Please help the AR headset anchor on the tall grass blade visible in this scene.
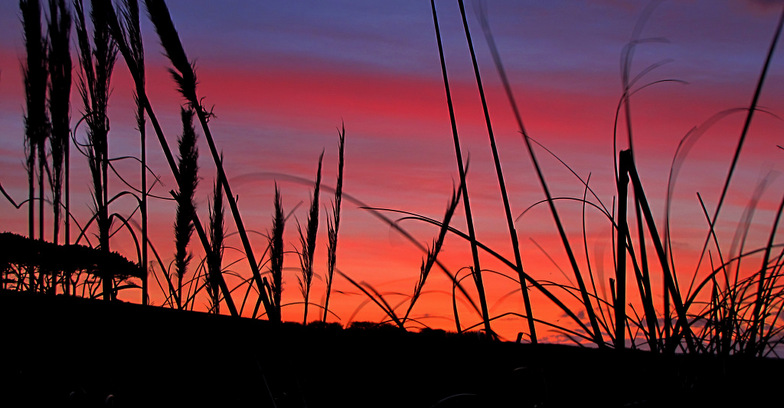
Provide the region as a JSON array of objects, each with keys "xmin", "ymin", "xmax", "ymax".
[
  {"xmin": 692, "ymin": 7, "xmax": 784, "ymax": 290},
  {"xmin": 118, "ymin": 0, "xmax": 148, "ymax": 305},
  {"xmin": 476, "ymin": 4, "xmax": 603, "ymax": 345},
  {"xmin": 615, "ymin": 150, "xmax": 631, "ymax": 349},
  {"xmin": 457, "ymin": 0, "xmax": 536, "ymax": 342},
  {"xmin": 431, "ymin": 0, "xmax": 492, "ymax": 336}
]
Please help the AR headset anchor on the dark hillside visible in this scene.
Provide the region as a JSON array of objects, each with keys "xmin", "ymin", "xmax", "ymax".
[{"xmin": 1, "ymin": 290, "xmax": 782, "ymax": 407}]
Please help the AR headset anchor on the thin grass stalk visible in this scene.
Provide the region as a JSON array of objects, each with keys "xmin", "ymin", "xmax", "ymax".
[
  {"xmin": 430, "ymin": 0, "xmax": 492, "ymax": 336},
  {"xmin": 174, "ymin": 107, "xmax": 198, "ymax": 309},
  {"xmin": 119, "ymin": 0, "xmax": 147, "ymax": 305},
  {"xmin": 144, "ymin": 0, "xmax": 275, "ymax": 318},
  {"xmin": 298, "ymin": 151, "xmax": 322, "ymax": 324},
  {"xmin": 476, "ymin": 6, "xmax": 603, "ymax": 344},
  {"xmin": 457, "ymin": 0, "xmax": 536, "ymax": 342},
  {"xmin": 323, "ymin": 126, "xmax": 344, "ymax": 322},
  {"xmin": 692, "ymin": 7, "xmax": 784, "ymax": 290},
  {"xmin": 102, "ymin": 1, "xmax": 239, "ymax": 315}
]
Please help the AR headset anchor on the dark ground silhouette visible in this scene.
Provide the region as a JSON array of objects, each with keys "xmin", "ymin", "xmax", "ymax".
[{"xmin": 1, "ymin": 290, "xmax": 783, "ymax": 407}]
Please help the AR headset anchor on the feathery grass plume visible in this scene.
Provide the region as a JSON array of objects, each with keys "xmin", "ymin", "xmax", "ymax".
[
  {"xmin": 20, "ymin": 0, "xmax": 49, "ymax": 291},
  {"xmin": 476, "ymin": 3, "xmax": 603, "ymax": 345},
  {"xmin": 403, "ymin": 184, "xmax": 461, "ymax": 324},
  {"xmin": 47, "ymin": 0, "xmax": 70, "ymax": 250},
  {"xmin": 173, "ymin": 107, "xmax": 198, "ymax": 309},
  {"xmin": 457, "ymin": 0, "xmax": 536, "ymax": 342},
  {"xmin": 102, "ymin": 1, "xmax": 238, "ymax": 316},
  {"xmin": 268, "ymin": 185, "xmax": 284, "ymax": 323},
  {"xmin": 118, "ymin": 0, "xmax": 147, "ymax": 304},
  {"xmin": 206, "ymin": 175, "xmax": 224, "ymax": 314},
  {"xmin": 298, "ymin": 151, "xmax": 323, "ymax": 324},
  {"xmin": 19, "ymin": 0, "xmax": 49, "ymax": 249},
  {"xmin": 74, "ymin": 0, "xmax": 117, "ymax": 300},
  {"xmin": 430, "ymin": 0, "xmax": 493, "ymax": 337},
  {"xmin": 322, "ymin": 125, "xmax": 344, "ymax": 322},
  {"xmin": 144, "ymin": 0, "xmax": 274, "ymax": 318}
]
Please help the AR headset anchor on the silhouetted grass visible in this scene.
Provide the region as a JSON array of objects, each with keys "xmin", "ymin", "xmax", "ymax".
[
  {"xmin": 5, "ymin": 0, "xmax": 784, "ymax": 366},
  {"xmin": 322, "ymin": 125, "xmax": 344, "ymax": 322},
  {"xmin": 298, "ymin": 151, "xmax": 322, "ymax": 324}
]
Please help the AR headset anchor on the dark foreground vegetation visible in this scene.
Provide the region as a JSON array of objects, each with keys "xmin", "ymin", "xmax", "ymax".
[{"xmin": 2, "ymin": 290, "xmax": 782, "ymax": 408}]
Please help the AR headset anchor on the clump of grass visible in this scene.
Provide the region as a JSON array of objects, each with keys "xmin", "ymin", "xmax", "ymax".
[{"xmin": 145, "ymin": 0, "xmax": 274, "ymax": 318}]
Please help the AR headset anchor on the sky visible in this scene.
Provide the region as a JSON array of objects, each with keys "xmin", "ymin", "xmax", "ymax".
[{"xmin": 2, "ymin": 0, "xmax": 784, "ymax": 343}]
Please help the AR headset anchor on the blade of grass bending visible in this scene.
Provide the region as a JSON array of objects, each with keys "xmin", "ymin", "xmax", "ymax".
[
  {"xmin": 431, "ymin": 0, "xmax": 493, "ymax": 336},
  {"xmin": 337, "ymin": 268, "xmax": 402, "ymax": 328},
  {"xmin": 144, "ymin": 0, "xmax": 274, "ymax": 319},
  {"xmin": 457, "ymin": 0, "xmax": 536, "ymax": 343},
  {"xmin": 693, "ymin": 7, "xmax": 784, "ymax": 289},
  {"xmin": 476, "ymin": 6, "xmax": 603, "ymax": 345},
  {"xmin": 403, "ymin": 184, "xmax": 461, "ymax": 324},
  {"xmin": 103, "ymin": 1, "xmax": 238, "ymax": 316},
  {"xmin": 373, "ymin": 206, "xmax": 594, "ymax": 338}
]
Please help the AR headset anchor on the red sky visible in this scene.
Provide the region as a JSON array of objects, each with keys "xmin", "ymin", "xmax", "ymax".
[{"xmin": 2, "ymin": 0, "xmax": 784, "ymax": 342}]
